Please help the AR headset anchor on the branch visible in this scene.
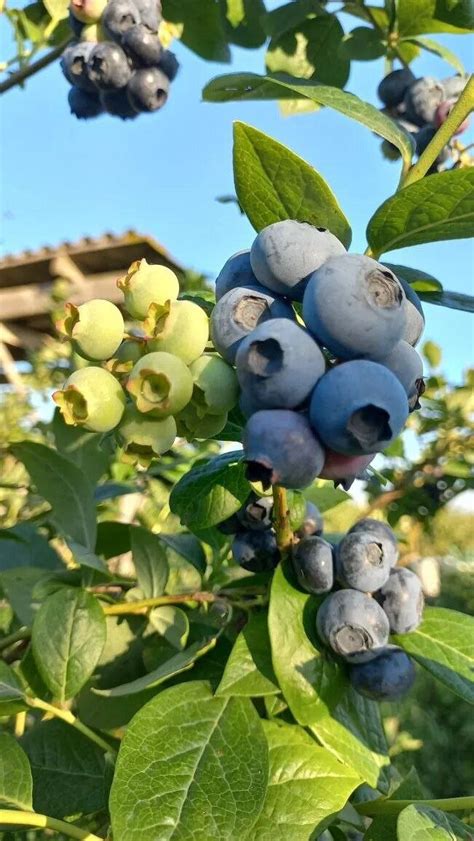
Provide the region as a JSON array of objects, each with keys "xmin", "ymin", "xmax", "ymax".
[
  {"xmin": 0, "ymin": 626, "xmax": 31, "ymax": 653},
  {"xmin": 102, "ymin": 591, "xmax": 217, "ymax": 616},
  {"xmin": 0, "ymin": 810, "xmax": 103, "ymax": 840},
  {"xmin": 355, "ymin": 795, "xmax": 474, "ymax": 816},
  {"xmin": 0, "ymin": 40, "xmax": 71, "ymax": 95}
]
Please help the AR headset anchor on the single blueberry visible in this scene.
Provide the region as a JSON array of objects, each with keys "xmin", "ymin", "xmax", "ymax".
[
  {"xmin": 215, "ymin": 251, "xmax": 258, "ymax": 301},
  {"xmin": 237, "ymin": 493, "xmax": 273, "ymax": 531},
  {"xmin": 134, "ymin": 0, "xmax": 161, "ymax": 30},
  {"xmin": 302, "ymin": 254, "xmax": 406, "ymax": 360},
  {"xmin": 309, "ymin": 360, "xmax": 409, "ymax": 456},
  {"xmin": 210, "ymin": 285, "xmax": 295, "ymax": 365},
  {"xmin": 158, "ymin": 50, "xmax": 180, "ymax": 82},
  {"xmin": 397, "ymin": 277, "xmax": 425, "ymax": 347},
  {"xmin": 68, "ymin": 87, "xmax": 104, "ymax": 118},
  {"xmin": 316, "ymin": 589, "xmax": 390, "ymax": 663},
  {"xmin": 87, "ymin": 42, "xmax": 132, "ymax": 90},
  {"xmin": 244, "ymin": 410, "xmax": 326, "ymax": 490},
  {"xmin": 217, "ymin": 511, "xmax": 246, "ymax": 536},
  {"xmin": 403, "ymin": 76, "xmax": 445, "ymax": 127},
  {"xmin": 336, "ymin": 532, "xmax": 392, "ymax": 593},
  {"xmin": 373, "ymin": 340, "xmax": 424, "ymax": 412},
  {"xmin": 349, "ymin": 518, "xmax": 398, "ymax": 567},
  {"xmin": 61, "ymin": 41, "xmax": 96, "ymax": 92},
  {"xmin": 232, "ymin": 529, "xmax": 280, "ymax": 573},
  {"xmin": 101, "ymin": 88, "xmax": 138, "ymax": 118},
  {"xmin": 377, "ymin": 68, "xmax": 415, "ymax": 107},
  {"xmin": 296, "ymin": 501, "xmax": 323, "ymax": 538},
  {"xmin": 349, "ymin": 646, "xmax": 416, "ymax": 700},
  {"xmin": 127, "ymin": 67, "xmax": 169, "ymax": 111},
  {"xmin": 235, "ymin": 319, "xmax": 326, "ymax": 411},
  {"xmin": 122, "ymin": 23, "xmax": 162, "ymax": 66},
  {"xmin": 293, "ymin": 536, "xmax": 334, "ymax": 594},
  {"xmin": 377, "ymin": 567, "xmax": 424, "ymax": 634},
  {"xmin": 250, "ymin": 220, "xmax": 346, "ymax": 301},
  {"xmin": 102, "ymin": 0, "xmax": 141, "ymax": 40}
]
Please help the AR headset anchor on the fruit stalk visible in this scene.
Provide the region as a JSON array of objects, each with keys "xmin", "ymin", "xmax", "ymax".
[
  {"xmin": 272, "ymin": 485, "xmax": 293, "ymax": 554},
  {"xmin": 402, "ymin": 74, "xmax": 474, "ymax": 187},
  {"xmin": 0, "ymin": 810, "xmax": 102, "ymax": 841},
  {"xmin": 355, "ymin": 795, "xmax": 474, "ymax": 816}
]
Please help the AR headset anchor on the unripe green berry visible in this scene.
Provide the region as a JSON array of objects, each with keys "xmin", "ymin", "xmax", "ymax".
[
  {"xmin": 127, "ymin": 351, "xmax": 193, "ymax": 417},
  {"xmin": 70, "ymin": 0, "xmax": 107, "ymax": 23},
  {"xmin": 145, "ymin": 300, "xmax": 209, "ymax": 364},
  {"xmin": 117, "ymin": 404, "xmax": 177, "ymax": 464},
  {"xmin": 53, "ymin": 367, "xmax": 126, "ymax": 432},
  {"xmin": 117, "ymin": 259, "xmax": 180, "ymax": 320},
  {"xmin": 176, "ymin": 401, "xmax": 228, "ymax": 441},
  {"xmin": 57, "ymin": 299, "xmax": 124, "ymax": 361},
  {"xmin": 82, "ymin": 21, "xmax": 106, "ymax": 40},
  {"xmin": 108, "ymin": 338, "xmax": 147, "ymax": 374},
  {"xmin": 189, "ymin": 354, "xmax": 239, "ymax": 414}
]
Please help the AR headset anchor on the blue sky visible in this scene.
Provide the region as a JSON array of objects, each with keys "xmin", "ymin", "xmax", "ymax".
[{"xmin": 1, "ymin": 12, "xmax": 473, "ymax": 383}]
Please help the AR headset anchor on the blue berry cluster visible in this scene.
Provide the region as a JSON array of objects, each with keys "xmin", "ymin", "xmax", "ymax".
[
  {"xmin": 211, "ymin": 220, "xmax": 426, "ymax": 493},
  {"xmin": 295, "ymin": 517, "xmax": 424, "ymax": 701},
  {"xmin": 378, "ymin": 69, "xmax": 470, "ymax": 171},
  {"xmin": 61, "ymin": 0, "xmax": 178, "ymax": 119}
]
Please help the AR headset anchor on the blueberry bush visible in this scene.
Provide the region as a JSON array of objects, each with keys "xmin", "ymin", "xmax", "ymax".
[{"xmin": 1, "ymin": 1, "xmax": 474, "ymax": 840}]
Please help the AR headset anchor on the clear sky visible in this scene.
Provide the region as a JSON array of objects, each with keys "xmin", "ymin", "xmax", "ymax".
[{"xmin": 1, "ymin": 12, "xmax": 473, "ymax": 383}]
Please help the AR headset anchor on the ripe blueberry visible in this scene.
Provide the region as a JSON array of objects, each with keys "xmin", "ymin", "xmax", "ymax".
[
  {"xmin": 56, "ymin": 299, "xmax": 124, "ymax": 361},
  {"xmin": 127, "ymin": 68, "xmax": 169, "ymax": 112},
  {"xmin": 145, "ymin": 300, "xmax": 209, "ymax": 364},
  {"xmin": 374, "ymin": 340, "xmax": 424, "ymax": 411},
  {"xmin": 127, "ymin": 351, "xmax": 193, "ymax": 417},
  {"xmin": 61, "ymin": 42, "xmax": 96, "ymax": 92},
  {"xmin": 349, "ymin": 518, "xmax": 398, "ymax": 565},
  {"xmin": 316, "ymin": 589, "xmax": 390, "ymax": 663},
  {"xmin": 53, "ymin": 367, "xmax": 126, "ymax": 432},
  {"xmin": 134, "ymin": 0, "xmax": 161, "ymax": 31},
  {"xmin": 122, "ymin": 24, "xmax": 162, "ymax": 66},
  {"xmin": 349, "ymin": 646, "xmax": 415, "ymax": 700},
  {"xmin": 210, "ymin": 285, "xmax": 295, "ymax": 365},
  {"xmin": 189, "ymin": 354, "xmax": 239, "ymax": 415},
  {"xmin": 377, "ymin": 68, "xmax": 415, "ymax": 107},
  {"xmin": 235, "ymin": 319, "xmax": 326, "ymax": 411},
  {"xmin": 404, "ymin": 76, "xmax": 445, "ymax": 126},
  {"xmin": 68, "ymin": 87, "xmax": 103, "ymax": 119},
  {"xmin": 303, "ymin": 255, "xmax": 406, "ymax": 360},
  {"xmin": 250, "ymin": 220, "xmax": 346, "ymax": 301},
  {"xmin": 215, "ymin": 251, "xmax": 257, "ymax": 301},
  {"xmin": 232, "ymin": 529, "xmax": 280, "ymax": 573},
  {"xmin": 237, "ymin": 494, "xmax": 273, "ymax": 531},
  {"xmin": 117, "ymin": 403, "xmax": 176, "ymax": 463},
  {"xmin": 378, "ymin": 567, "xmax": 424, "ymax": 634},
  {"xmin": 309, "ymin": 360, "xmax": 409, "ymax": 456},
  {"xmin": 335, "ymin": 532, "xmax": 392, "ymax": 593},
  {"xmin": 293, "ymin": 536, "xmax": 334, "ymax": 594},
  {"xmin": 117, "ymin": 259, "xmax": 179, "ymax": 320},
  {"xmin": 244, "ymin": 410, "xmax": 325, "ymax": 490},
  {"xmin": 101, "ymin": 88, "xmax": 138, "ymax": 118},
  {"xmin": 87, "ymin": 42, "xmax": 132, "ymax": 90},
  {"xmin": 158, "ymin": 50, "xmax": 180, "ymax": 82},
  {"xmin": 102, "ymin": 0, "xmax": 140, "ymax": 40}
]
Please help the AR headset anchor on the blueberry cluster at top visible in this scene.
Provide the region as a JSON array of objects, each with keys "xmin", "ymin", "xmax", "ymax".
[
  {"xmin": 295, "ymin": 517, "xmax": 424, "ymax": 701},
  {"xmin": 378, "ymin": 69, "xmax": 470, "ymax": 171},
  {"xmin": 211, "ymin": 220, "xmax": 426, "ymax": 492},
  {"xmin": 52, "ymin": 260, "xmax": 239, "ymax": 461},
  {"xmin": 61, "ymin": 0, "xmax": 178, "ymax": 119}
]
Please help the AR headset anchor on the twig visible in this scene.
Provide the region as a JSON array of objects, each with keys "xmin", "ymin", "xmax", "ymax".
[
  {"xmin": 102, "ymin": 591, "xmax": 217, "ymax": 616},
  {"xmin": 0, "ymin": 626, "xmax": 31, "ymax": 653},
  {"xmin": 28, "ymin": 697, "xmax": 116, "ymax": 754},
  {"xmin": 355, "ymin": 795, "xmax": 474, "ymax": 816},
  {"xmin": 0, "ymin": 41, "xmax": 71, "ymax": 95},
  {"xmin": 0, "ymin": 810, "xmax": 103, "ymax": 840}
]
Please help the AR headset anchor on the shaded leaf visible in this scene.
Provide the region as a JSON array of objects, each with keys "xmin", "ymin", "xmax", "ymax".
[
  {"xmin": 233, "ymin": 121, "xmax": 352, "ymax": 246},
  {"xmin": 159, "ymin": 532, "xmax": 206, "ymax": 574},
  {"xmin": 266, "ymin": 16, "xmax": 350, "ymax": 89},
  {"xmin": 397, "ymin": 804, "xmax": 473, "ymax": 840},
  {"xmin": 367, "ymin": 169, "xmax": 474, "ymax": 255},
  {"xmin": 67, "ymin": 540, "xmax": 108, "ymax": 574},
  {"xmin": 340, "ymin": 26, "xmax": 385, "ymax": 60},
  {"xmin": 52, "ymin": 408, "xmax": 110, "ymax": 486},
  {"xmin": 109, "ymin": 682, "xmax": 268, "ymax": 841},
  {"xmin": 217, "ymin": 610, "xmax": 279, "ymax": 697},
  {"xmin": 0, "ymin": 566, "xmax": 49, "ymax": 626},
  {"xmin": 131, "ymin": 527, "xmax": 169, "ymax": 598},
  {"xmin": 31, "ymin": 587, "xmax": 106, "ymax": 701},
  {"xmin": 0, "ymin": 733, "xmax": 33, "ymax": 810},
  {"xmin": 0, "ymin": 661, "xmax": 28, "ymax": 717},
  {"xmin": 162, "ymin": 0, "xmax": 230, "ymax": 61},
  {"xmin": 394, "ymin": 607, "xmax": 474, "ymax": 704},
  {"xmin": 364, "ymin": 767, "xmax": 425, "ymax": 841},
  {"xmin": 305, "ymin": 480, "xmax": 350, "ymax": 512},
  {"xmin": 262, "ymin": 0, "xmax": 318, "ymax": 39},
  {"xmin": 169, "ymin": 450, "xmax": 251, "ymax": 529},
  {"xmin": 0, "ymin": 524, "xmax": 61, "ymax": 572},
  {"xmin": 149, "ymin": 606, "xmax": 189, "ymax": 650},
  {"xmin": 221, "ymin": 0, "xmax": 267, "ymax": 47}
]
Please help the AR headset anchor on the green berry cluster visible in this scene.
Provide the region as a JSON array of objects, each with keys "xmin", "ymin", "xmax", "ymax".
[{"xmin": 53, "ymin": 259, "xmax": 239, "ymax": 464}]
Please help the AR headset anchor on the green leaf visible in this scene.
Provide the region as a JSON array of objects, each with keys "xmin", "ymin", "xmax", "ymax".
[
  {"xmin": 131, "ymin": 527, "xmax": 169, "ymax": 598},
  {"xmin": 247, "ymin": 720, "xmax": 361, "ymax": 840},
  {"xmin": 149, "ymin": 606, "xmax": 189, "ymax": 650},
  {"xmin": 109, "ymin": 681, "xmax": 268, "ymax": 841},
  {"xmin": 217, "ymin": 610, "xmax": 280, "ymax": 697},
  {"xmin": 96, "ymin": 521, "xmax": 131, "ymax": 558},
  {"xmin": 262, "ymin": 0, "xmax": 318, "ymax": 39},
  {"xmin": 93, "ymin": 637, "xmax": 218, "ymax": 697},
  {"xmin": 340, "ymin": 26, "xmax": 386, "ymax": 60},
  {"xmin": 159, "ymin": 532, "xmax": 207, "ymax": 574},
  {"xmin": 94, "ymin": 482, "xmax": 136, "ymax": 502},
  {"xmin": 67, "ymin": 540, "xmax": 108, "ymax": 574},
  {"xmin": 393, "ymin": 607, "xmax": 474, "ymax": 704},
  {"xmin": 162, "ymin": 0, "xmax": 230, "ymax": 61},
  {"xmin": 0, "ymin": 567, "xmax": 49, "ymax": 626},
  {"xmin": 305, "ymin": 480, "xmax": 350, "ymax": 512},
  {"xmin": 0, "ymin": 524, "xmax": 61, "ymax": 572},
  {"xmin": 31, "ymin": 587, "xmax": 106, "ymax": 702},
  {"xmin": 11, "ymin": 442, "xmax": 97, "ymax": 551},
  {"xmin": 367, "ymin": 169, "xmax": 474, "ymax": 255},
  {"xmin": 309, "ymin": 686, "xmax": 391, "ymax": 792},
  {"xmin": 0, "ymin": 733, "xmax": 33, "ymax": 810},
  {"xmin": 364, "ymin": 767, "xmax": 425, "ymax": 841},
  {"xmin": 416, "ymin": 289, "xmax": 474, "ymax": 313},
  {"xmin": 401, "ymin": 35, "xmax": 465, "ymax": 74},
  {"xmin": 52, "ymin": 408, "xmax": 110, "ymax": 486},
  {"xmin": 21, "ymin": 719, "xmax": 110, "ymax": 819},
  {"xmin": 233, "ymin": 121, "xmax": 352, "ymax": 246},
  {"xmin": 0, "ymin": 661, "xmax": 28, "ymax": 717},
  {"xmin": 383, "ymin": 263, "xmax": 442, "ymax": 293},
  {"xmin": 221, "ymin": 0, "xmax": 267, "ymax": 47},
  {"xmin": 266, "ymin": 16, "xmax": 350, "ymax": 89},
  {"xmin": 203, "ymin": 74, "xmax": 415, "ymax": 168},
  {"xmin": 169, "ymin": 450, "xmax": 251, "ymax": 529},
  {"xmin": 42, "ymin": 0, "xmax": 68, "ymax": 21},
  {"xmin": 422, "ymin": 340, "xmax": 442, "ymax": 368},
  {"xmin": 268, "ymin": 563, "xmax": 344, "ymax": 725},
  {"xmin": 396, "ymin": 0, "xmax": 473, "ymax": 34},
  {"xmin": 397, "ymin": 804, "xmax": 473, "ymax": 841}
]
